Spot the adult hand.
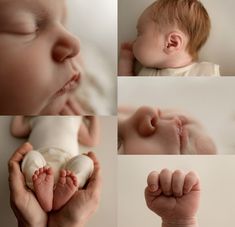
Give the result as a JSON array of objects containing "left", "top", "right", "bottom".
[
  {"left": 48, "top": 152, "right": 102, "bottom": 227},
  {"left": 8, "top": 142, "right": 47, "bottom": 227},
  {"left": 145, "top": 169, "right": 200, "bottom": 226}
]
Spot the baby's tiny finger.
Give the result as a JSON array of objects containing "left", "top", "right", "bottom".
[
  {"left": 159, "top": 169, "right": 172, "bottom": 196},
  {"left": 60, "top": 105, "right": 74, "bottom": 115},
  {"left": 121, "top": 42, "right": 133, "bottom": 50},
  {"left": 67, "top": 96, "right": 85, "bottom": 115},
  {"left": 183, "top": 171, "right": 200, "bottom": 194},
  {"left": 147, "top": 171, "right": 159, "bottom": 192},
  {"left": 172, "top": 170, "right": 185, "bottom": 197}
]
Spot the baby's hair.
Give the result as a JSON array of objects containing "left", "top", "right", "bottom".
[{"left": 150, "top": 0, "right": 211, "bottom": 60}]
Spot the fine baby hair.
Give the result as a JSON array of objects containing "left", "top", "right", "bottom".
[{"left": 150, "top": 0, "right": 211, "bottom": 60}]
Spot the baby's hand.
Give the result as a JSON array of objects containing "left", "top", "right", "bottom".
[
  {"left": 60, "top": 94, "right": 85, "bottom": 115},
  {"left": 118, "top": 42, "right": 135, "bottom": 76},
  {"left": 145, "top": 169, "right": 200, "bottom": 226},
  {"left": 120, "top": 42, "right": 134, "bottom": 58}
]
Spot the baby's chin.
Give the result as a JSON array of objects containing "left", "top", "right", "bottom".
[{"left": 195, "top": 136, "right": 217, "bottom": 154}]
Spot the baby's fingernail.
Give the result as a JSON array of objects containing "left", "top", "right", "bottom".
[{"left": 149, "top": 184, "right": 157, "bottom": 192}]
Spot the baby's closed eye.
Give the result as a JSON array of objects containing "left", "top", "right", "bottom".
[{"left": 9, "top": 21, "right": 39, "bottom": 34}]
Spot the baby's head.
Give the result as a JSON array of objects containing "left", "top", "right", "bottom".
[
  {"left": 0, "top": 0, "right": 82, "bottom": 114},
  {"left": 118, "top": 106, "right": 216, "bottom": 154},
  {"left": 133, "top": 0, "right": 211, "bottom": 68}
]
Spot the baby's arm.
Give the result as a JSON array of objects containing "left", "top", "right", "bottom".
[
  {"left": 78, "top": 117, "right": 100, "bottom": 147},
  {"left": 118, "top": 42, "right": 135, "bottom": 76},
  {"left": 145, "top": 169, "right": 200, "bottom": 227},
  {"left": 11, "top": 116, "right": 31, "bottom": 137}
]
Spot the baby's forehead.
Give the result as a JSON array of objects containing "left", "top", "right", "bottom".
[
  {"left": 0, "top": 0, "right": 66, "bottom": 21},
  {"left": 138, "top": 5, "right": 154, "bottom": 23}
]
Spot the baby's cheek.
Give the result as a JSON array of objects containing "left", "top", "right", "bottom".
[
  {"left": 133, "top": 40, "right": 149, "bottom": 65},
  {"left": 194, "top": 136, "right": 217, "bottom": 154}
]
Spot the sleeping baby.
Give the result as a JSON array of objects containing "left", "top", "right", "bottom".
[
  {"left": 11, "top": 116, "right": 99, "bottom": 212},
  {"left": 118, "top": 106, "right": 216, "bottom": 154},
  {"left": 119, "top": 0, "right": 220, "bottom": 76},
  {"left": 0, "top": 0, "right": 111, "bottom": 115}
]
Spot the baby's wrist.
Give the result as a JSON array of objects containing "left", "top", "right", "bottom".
[{"left": 162, "top": 217, "right": 198, "bottom": 227}]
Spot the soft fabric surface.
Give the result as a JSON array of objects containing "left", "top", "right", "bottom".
[
  {"left": 74, "top": 39, "right": 116, "bottom": 115},
  {"left": 67, "top": 0, "right": 117, "bottom": 114}
]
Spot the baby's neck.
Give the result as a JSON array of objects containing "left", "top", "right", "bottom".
[{"left": 160, "top": 51, "right": 194, "bottom": 69}]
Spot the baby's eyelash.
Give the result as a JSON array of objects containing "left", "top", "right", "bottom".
[{"left": 35, "top": 19, "right": 43, "bottom": 31}]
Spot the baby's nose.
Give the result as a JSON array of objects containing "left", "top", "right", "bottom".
[
  {"left": 138, "top": 114, "right": 157, "bottom": 137},
  {"left": 53, "top": 30, "right": 80, "bottom": 63}
]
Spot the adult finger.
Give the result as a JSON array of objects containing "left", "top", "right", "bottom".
[
  {"left": 8, "top": 142, "right": 32, "bottom": 173},
  {"left": 86, "top": 152, "right": 102, "bottom": 200},
  {"left": 8, "top": 142, "right": 32, "bottom": 195}
]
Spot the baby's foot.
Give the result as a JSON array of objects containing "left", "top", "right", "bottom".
[
  {"left": 53, "top": 169, "right": 78, "bottom": 210},
  {"left": 32, "top": 166, "right": 54, "bottom": 212}
]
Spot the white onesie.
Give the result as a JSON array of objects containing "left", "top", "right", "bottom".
[
  {"left": 21, "top": 116, "right": 94, "bottom": 190},
  {"left": 138, "top": 62, "right": 220, "bottom": 77}
]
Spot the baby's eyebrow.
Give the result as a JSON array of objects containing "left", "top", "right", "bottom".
[{"left": 32, "top": 2, "right": 67, "bottom": 25}]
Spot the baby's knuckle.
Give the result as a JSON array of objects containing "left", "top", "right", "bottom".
[
  {"left": 174, "top": 169, "right": 183, "bottom": 175},
  {"left": 161, "top": 168, "right": 169, "bottom": 173}
]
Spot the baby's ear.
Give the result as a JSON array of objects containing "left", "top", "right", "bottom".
[{"left": 163, "top": 32, "right": 183, "bottom": 54}]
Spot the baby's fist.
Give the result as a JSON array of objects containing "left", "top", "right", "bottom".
[{"left": 145, "top": 169, "right": 200, "bottom": 224}]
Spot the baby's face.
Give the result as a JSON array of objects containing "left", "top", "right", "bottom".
[
  {"left": 118, "top": 106, "right": 216, "bottom": 154},
  {"left": 0, "top": 0, "right": 81, "bottom": 114},
  {"left": 132, "top": 6, "right": 166, "bottom": 68}
]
